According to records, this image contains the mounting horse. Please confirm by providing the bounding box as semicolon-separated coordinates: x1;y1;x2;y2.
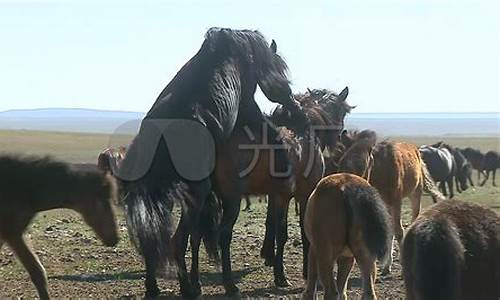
330;130;444;274
460;147;486;184
402;199;500;300
301;173;392;300
480;150;500;186
0;155;118;300
116;28;307;298
419;144;457;199
432;141;474;193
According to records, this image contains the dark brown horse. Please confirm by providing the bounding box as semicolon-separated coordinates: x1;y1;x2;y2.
460;147;486;184
480;150;500;186
328;130;445;274
302;173;392;300
402;200;500;300
0;155;119;300
117;28;306;298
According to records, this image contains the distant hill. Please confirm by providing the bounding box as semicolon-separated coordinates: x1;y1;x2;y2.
0;108;498;136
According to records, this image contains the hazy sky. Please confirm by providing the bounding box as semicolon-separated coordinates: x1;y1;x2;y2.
0;0;498;113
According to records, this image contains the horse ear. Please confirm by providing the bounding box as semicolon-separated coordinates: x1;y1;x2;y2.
270;39;277;53
307;88;312;93
338;86;349;102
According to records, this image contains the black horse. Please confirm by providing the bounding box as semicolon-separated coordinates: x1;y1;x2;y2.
419;145;456;199
480;150;500;186
460;147;486;184
432;142;473;193
117;28;305;298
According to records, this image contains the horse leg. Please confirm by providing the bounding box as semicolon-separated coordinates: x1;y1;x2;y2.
480;170;490;186
316;246;339;300
439;181;447;197
260;197;275;266
447;177;454;199
189;231;202;297
301;247;318;300
243;195;251;211
337;256;355;300
300;199;310;279
220;197;242;296
7;236;49;300
352;247;377;300
272;193;291;287
381;197;403;275
173;214;196;299
492;169;497;186
455;176;462;193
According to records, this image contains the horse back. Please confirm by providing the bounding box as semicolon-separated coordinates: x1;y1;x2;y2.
371;142;422;199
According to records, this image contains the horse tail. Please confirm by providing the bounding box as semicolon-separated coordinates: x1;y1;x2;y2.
199;192;222;263
344;183;392;260
421;161;446;202
402;217;464;300
124;181;191;268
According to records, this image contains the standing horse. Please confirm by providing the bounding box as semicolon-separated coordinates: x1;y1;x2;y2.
419;144;457;199
402;200;500;300
117;28;306;298
0;155;119;300
330;130;444;274
302;173;392;300
480;150;500;186
260;87;353;282
432;142;474;192
460;147;486;184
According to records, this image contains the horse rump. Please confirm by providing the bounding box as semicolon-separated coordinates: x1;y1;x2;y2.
343;183;392;260
402;216;464;300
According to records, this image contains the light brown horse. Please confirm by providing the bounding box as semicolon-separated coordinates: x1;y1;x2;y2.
302;173;392;300
329;130;445;274
402;200;500;300
0;155;119;300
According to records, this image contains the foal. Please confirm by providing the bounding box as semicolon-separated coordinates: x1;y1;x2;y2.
302;173;392;300
331;130;445;274
0;155;119;299
402;200;500;300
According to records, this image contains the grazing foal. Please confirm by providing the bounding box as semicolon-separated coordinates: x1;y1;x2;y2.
402;200;500;300
302;173;392;300
0;155;119;300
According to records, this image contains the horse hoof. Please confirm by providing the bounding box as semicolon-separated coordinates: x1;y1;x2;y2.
145;287;160;298
274;277;291;287
224;284;241;298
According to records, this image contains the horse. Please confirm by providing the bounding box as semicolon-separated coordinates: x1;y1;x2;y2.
402;199;500;300
460;147;486;184
419;144;457;199
301;173;392;300
432;142;474;192
0;155;119;300
116;28;307;298
258;87;353;282
480;150;500;186
329;130;445;274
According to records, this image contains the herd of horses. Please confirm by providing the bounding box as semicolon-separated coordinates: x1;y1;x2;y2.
0;28;499;300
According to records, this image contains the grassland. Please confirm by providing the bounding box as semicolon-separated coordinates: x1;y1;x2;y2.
0;129;498;299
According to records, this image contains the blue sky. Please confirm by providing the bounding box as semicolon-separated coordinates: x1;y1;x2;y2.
0;0;498;113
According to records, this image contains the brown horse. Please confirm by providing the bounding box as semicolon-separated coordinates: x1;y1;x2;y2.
302;173;392;300
329;130;445;274
402;200;500;300
0;155;119;300
480;150;500;186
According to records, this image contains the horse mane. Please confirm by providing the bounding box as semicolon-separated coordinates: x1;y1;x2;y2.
147;28;289;122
